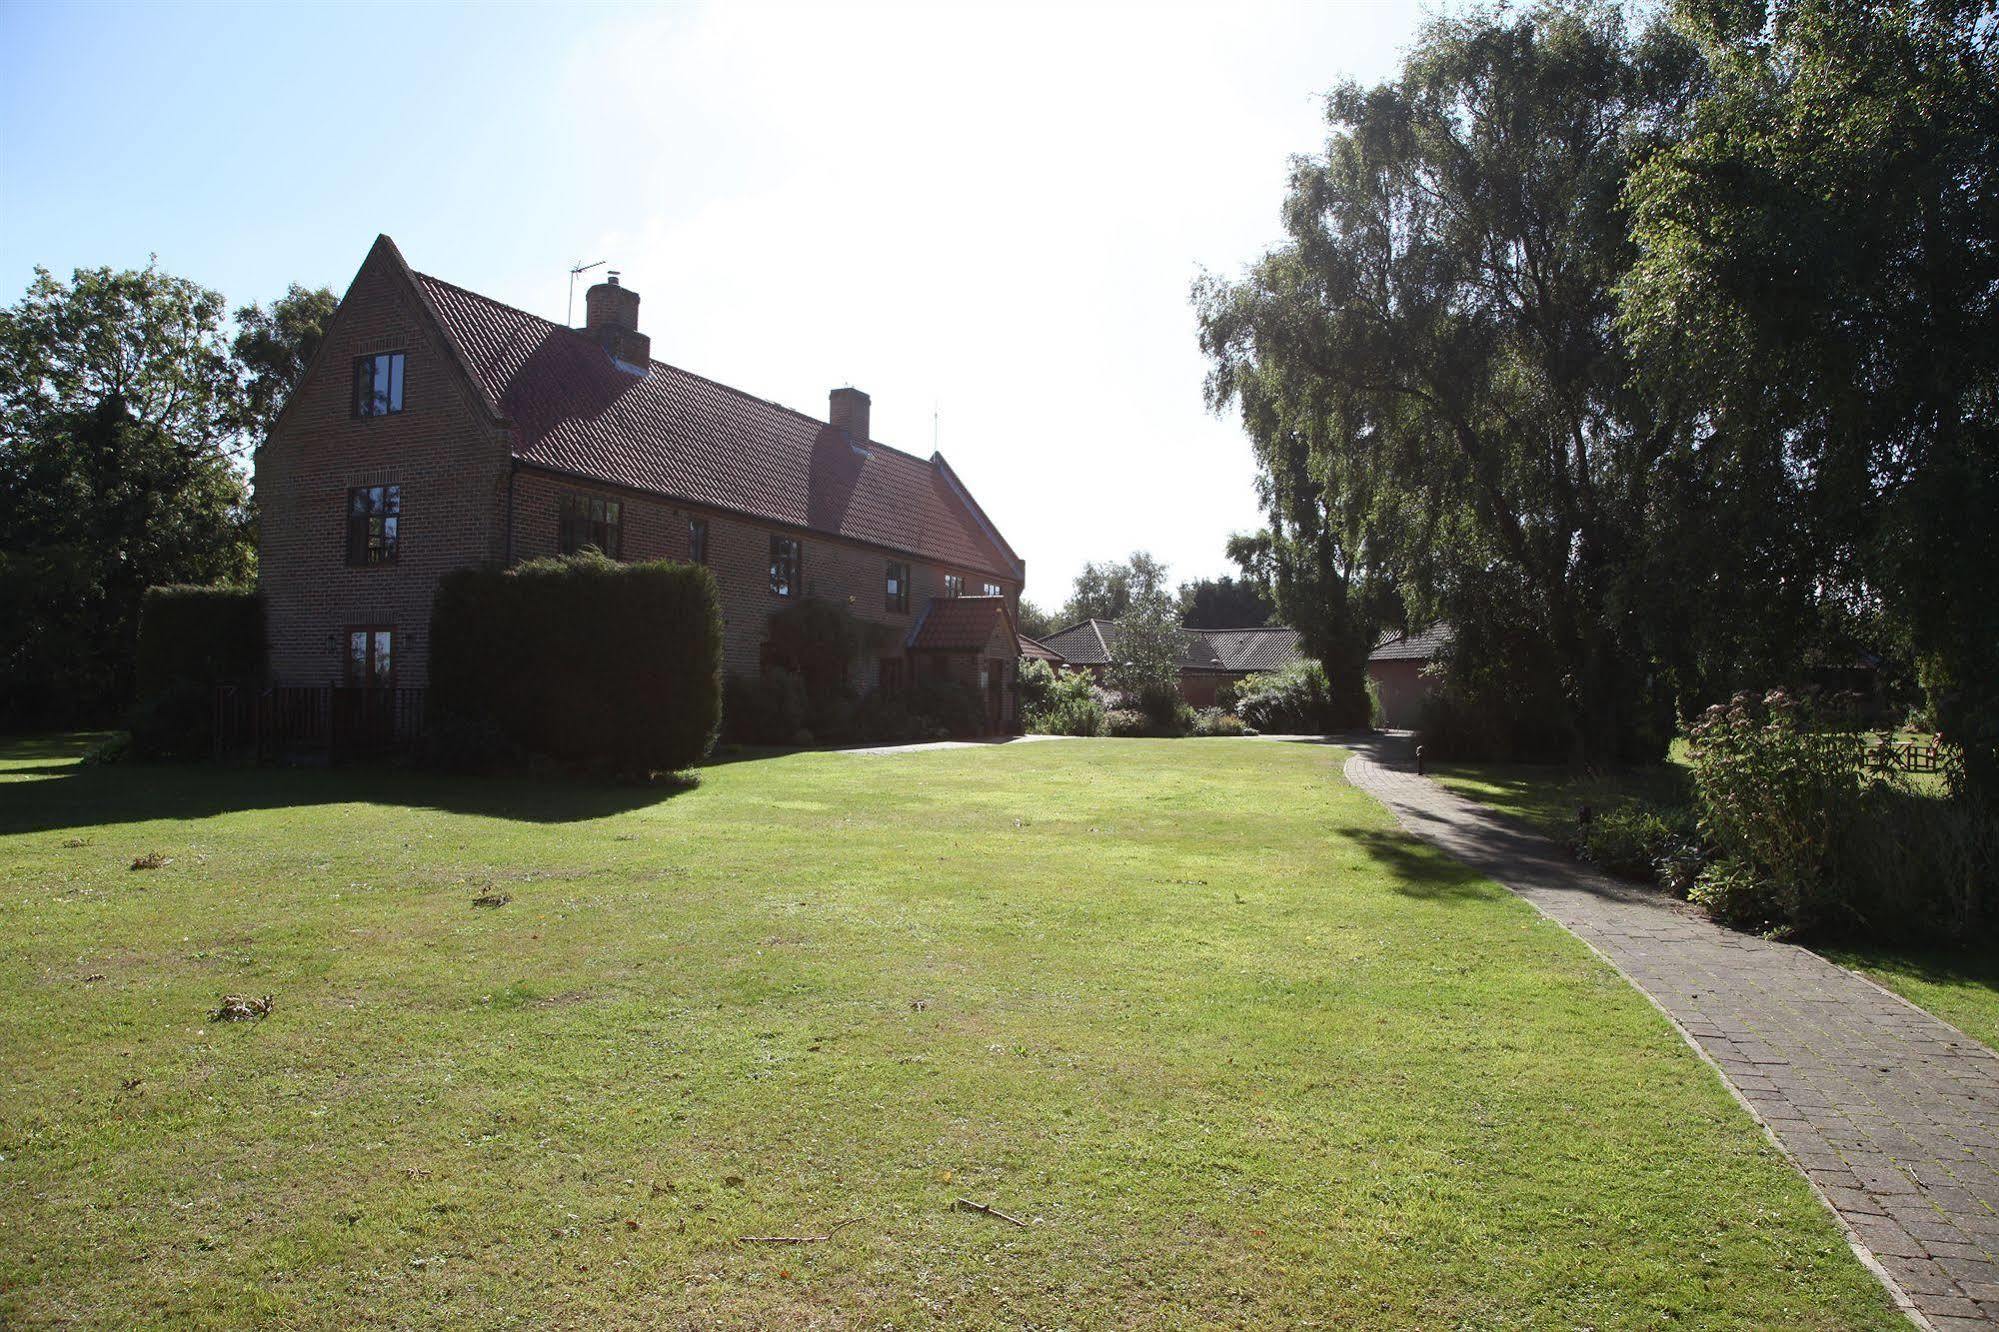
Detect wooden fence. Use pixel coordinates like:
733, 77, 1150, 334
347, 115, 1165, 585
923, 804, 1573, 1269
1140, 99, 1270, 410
214, 685, 428, 762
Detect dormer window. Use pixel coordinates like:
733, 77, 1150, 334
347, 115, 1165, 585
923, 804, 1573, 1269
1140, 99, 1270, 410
353, 352, 405, 417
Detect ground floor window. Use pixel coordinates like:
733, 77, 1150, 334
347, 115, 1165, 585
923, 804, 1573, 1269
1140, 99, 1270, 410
345, 627, 393, 687
559, 493, 622, 557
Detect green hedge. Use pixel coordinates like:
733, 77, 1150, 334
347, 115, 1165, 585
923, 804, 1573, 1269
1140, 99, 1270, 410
430, 552, 722, 774
130, 584, 262, 758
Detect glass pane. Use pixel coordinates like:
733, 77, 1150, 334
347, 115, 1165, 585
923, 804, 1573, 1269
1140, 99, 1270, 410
380, 516, 397, 555
372, 631, 393, 685
348, 631, 367, 680
388, 354, 403, 411
383, 485, 400, 514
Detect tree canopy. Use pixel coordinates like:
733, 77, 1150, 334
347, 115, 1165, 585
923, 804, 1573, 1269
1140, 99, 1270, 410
1059, 551, 1171, 627
1176, 573, 1272, 630
232, 283, 337, 446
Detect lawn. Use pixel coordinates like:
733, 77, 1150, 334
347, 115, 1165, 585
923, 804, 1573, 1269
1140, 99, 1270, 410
0, 735, 1900, 1329
1431, 756, 1999, 1054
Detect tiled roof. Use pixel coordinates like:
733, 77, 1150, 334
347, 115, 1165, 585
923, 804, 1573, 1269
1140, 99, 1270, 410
1370, 623, 1453, 662
909, 595, 1014, 652
1198, 626, 1302, 673
411, 269, 1019, 580
1018, 633, 1064, 663
1040, 618, 1303, 674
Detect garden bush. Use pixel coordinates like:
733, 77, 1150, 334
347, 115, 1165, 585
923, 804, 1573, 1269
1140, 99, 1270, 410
1236, 660, 1341, 735
1104, 708, 1150, 738
1190, 708, 1247, 737
129, 584, 262, 758
723, 669, 808, 745
431, 552, 722, 775
1573, 801, 1697, 883
1019, 659, 1107, 737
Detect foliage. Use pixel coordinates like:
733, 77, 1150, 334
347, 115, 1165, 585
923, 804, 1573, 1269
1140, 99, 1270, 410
431, 552, 723, 775
128, 584, 262, 759
1198, 5, 1790, 762
1685, 691, 1866, 937
232, 284, 337, 444
1364, 675, 1387, 730
1102, 581, 1183, 703
0, 262, 255, 725
1190, 708, 1248, 738
411, 716, 522, 775
1176, 574, 1272, 629
1623, 0, 1999, 801
723, 669, 808, 746
901, 678, 986, 740
1014, 598, 1058, 640
1235, 659, 1343, 735
1060, 550, 1169, 626
1018, 659, 1107, 737
1573, 800, 1697, 885
1103, 708, 1150, 738
1837, 782, 1999, 945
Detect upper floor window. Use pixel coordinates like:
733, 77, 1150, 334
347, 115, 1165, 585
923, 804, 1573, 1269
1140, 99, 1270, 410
352, 352, 405, 417
943, 573, 963, 598
346, 484, 400, 566
559, 493, 622, 558
688, 517, 709, 565
769, 535, 801, 597
885, 560, 909, 613
981, 581, 1002, 597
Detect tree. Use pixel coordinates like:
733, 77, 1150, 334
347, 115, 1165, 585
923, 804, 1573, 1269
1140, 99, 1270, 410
232, 283, 337, 446
1198, 4, 1729, 758
1176, 573, 1273, 629
1015, 597, 1058, 640
1103, 580, 1185, 713
1622, 0, 1999, 797
1060, 550, 1169, 626
0, 262, 253, 723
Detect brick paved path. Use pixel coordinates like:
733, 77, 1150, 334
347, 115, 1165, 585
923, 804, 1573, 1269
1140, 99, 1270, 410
1342, 736, 1999, 1329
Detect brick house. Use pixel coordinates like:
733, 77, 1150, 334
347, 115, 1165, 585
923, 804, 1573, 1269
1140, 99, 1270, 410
1367, 624, 1450, 728
254, 235, 1025, 732
1032, 619, 1304, 707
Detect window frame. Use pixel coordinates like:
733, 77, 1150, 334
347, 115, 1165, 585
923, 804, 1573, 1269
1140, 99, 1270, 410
769, 534, 801, 598
345, 483, 401, 567
943, 573, 963, 598
351, 351, 407, 418
343, 625, 395, 688
558, 492, 623, 559
981, 581, 1002, 598
688, 517, 709, 565
885, 560, 909, 613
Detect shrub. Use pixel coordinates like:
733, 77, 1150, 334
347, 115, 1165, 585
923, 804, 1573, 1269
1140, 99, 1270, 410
431, 552, 722, 774
1685, 689, 1866, 936
1835, 782, 1999, 943
903, 679, 985, 740
1190, 708, 1247, 737
1365, 675, 1388, 729
1236, 660, 1341, 735
723, 669, 808, 745
1022, 662, 1107, 737
1574, 801, 1696, 883
1104, 708, 1150, 738
130, 584, 262, 758
412, 716, 521, 774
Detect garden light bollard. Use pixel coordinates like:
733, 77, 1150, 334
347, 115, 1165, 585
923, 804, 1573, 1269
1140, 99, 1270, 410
1415, 744, 1425, 776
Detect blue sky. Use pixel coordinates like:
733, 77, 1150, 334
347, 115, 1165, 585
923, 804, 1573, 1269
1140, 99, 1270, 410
1, 0, 1424, 604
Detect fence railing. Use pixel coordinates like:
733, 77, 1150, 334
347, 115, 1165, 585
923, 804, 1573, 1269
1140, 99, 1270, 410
214, 685, 427, 762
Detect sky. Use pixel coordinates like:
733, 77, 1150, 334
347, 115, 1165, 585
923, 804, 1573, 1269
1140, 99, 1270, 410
0, 0, 1426, 606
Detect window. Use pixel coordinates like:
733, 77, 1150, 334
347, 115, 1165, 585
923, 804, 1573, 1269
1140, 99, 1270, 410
943, 573, 963, 598
352, 352, 405, 417
879, 657, 905, 695
688, 517, 709, 565
345, 627, 394, 687
769, 535, 801, 597
885, 560, 909, 613
981, 581, 1002, 597
559, 493, 622, 557
345, 484, 400, 566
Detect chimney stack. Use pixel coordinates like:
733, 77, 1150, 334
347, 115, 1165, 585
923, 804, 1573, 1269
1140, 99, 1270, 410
829, 386, 870, 443
583, 271, 650, 370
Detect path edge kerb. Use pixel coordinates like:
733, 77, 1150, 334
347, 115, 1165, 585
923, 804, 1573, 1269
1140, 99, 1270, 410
1338, 747, 1932, 1330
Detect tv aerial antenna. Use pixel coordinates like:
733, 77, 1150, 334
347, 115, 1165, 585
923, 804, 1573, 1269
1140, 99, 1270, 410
566, 259, 606, 326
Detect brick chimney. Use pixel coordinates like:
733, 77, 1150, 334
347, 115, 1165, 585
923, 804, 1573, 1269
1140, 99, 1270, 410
583, 272, 650, 370
829, 386, 870, 443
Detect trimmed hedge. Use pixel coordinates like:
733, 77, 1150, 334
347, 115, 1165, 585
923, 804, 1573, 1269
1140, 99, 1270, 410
430, 552, 722, 774
131, 584, 262, 758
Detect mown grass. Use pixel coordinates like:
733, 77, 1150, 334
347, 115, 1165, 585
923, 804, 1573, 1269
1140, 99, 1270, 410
0, 735, 1900, 1329
1431, 756, 1999, 1055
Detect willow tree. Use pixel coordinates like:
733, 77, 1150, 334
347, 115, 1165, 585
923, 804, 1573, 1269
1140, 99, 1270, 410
1623, 0, 1999, 798
1198, 4, 1772, 759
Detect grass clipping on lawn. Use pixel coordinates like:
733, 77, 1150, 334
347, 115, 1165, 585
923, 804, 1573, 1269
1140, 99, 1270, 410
0, 735, 1903, 1330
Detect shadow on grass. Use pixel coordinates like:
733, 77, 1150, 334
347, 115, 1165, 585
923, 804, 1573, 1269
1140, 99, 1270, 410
1824, 941, 1999, 1000
0, 743, 718, 836
1325, 820, 1500, 902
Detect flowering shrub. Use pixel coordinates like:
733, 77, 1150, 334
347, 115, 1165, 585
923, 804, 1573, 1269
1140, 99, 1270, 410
1019, 658, 1108, 737
1235, 661, 1341, 734
1684, 690, 1864, 936
1190, 708, 1247, 737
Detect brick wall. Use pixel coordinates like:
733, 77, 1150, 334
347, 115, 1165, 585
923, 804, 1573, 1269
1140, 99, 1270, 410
509, 467, 1021, 687
1368, 658, 1434, 729
255, 246, 512, 689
